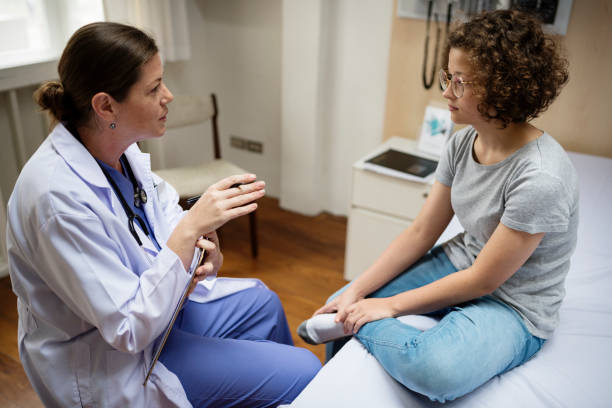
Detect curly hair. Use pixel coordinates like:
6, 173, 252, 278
443, 9, 569, 128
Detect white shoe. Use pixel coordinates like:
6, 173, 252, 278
297, 313, 349, 345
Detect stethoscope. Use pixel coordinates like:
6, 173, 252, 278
97, 155, 151, 248
422, 0, 453, 90
70, 128, 155, 263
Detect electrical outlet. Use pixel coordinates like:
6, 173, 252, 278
230, 136, 246, 149
247, 141, 263, 154
230, 135, 263, 154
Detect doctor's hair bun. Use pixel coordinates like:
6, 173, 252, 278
34, 80, 70, 124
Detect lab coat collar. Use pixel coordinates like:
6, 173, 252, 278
50, 124, 153, 193
50, 123, 110, 190
51, 123, 166, 250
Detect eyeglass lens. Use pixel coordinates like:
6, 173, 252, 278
439, 69, 464, 98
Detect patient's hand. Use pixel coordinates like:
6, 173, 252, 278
341, 298, 395, 334
314, 289, 363, 333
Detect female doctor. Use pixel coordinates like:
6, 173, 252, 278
7, 22, 320, 407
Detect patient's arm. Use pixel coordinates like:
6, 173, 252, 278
341, 223, 544, 334
316, 182, 454, 320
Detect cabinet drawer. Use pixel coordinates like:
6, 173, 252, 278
352, 167, 430, 220
344, 207, 411, 281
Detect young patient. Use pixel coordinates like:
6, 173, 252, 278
299, 8, 576, 403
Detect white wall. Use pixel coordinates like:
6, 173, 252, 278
321, 0, 394, 215
279, 0, 327, 215
160, 0, 393, 215
151, 0, 283, 197
280, 0, 393, 215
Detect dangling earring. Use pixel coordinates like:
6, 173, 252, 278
110, 122, 117, 129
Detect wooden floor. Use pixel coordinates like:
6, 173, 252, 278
0, 196, 348, 407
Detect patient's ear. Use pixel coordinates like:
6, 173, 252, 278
487, 105, 498, 118
91, 92, 117, 124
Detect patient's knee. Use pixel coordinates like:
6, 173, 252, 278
394, 353, 469, 403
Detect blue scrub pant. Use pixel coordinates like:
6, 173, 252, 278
326, 247, 544, 403
159, 286, 321, 407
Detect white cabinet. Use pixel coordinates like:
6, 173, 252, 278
344, 137, 436, 281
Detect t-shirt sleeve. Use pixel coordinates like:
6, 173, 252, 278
502, 171, 571, 234
435, 131, 458, 187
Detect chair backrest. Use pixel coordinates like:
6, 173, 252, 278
166, 93, 221, 159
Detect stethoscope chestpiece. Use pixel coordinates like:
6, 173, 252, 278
134, 187, 148, 208
121, 155, 148, 208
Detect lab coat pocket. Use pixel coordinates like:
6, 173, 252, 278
17, 300, 37, 340
154, 179, 171, 201
105, 349, 141, 405
70, 341, 94, 407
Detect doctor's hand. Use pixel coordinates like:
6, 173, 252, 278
187, 174, 265, 236
187, 232, 223, 296
168, 174, 263, 273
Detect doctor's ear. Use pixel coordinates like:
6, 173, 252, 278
91, 92, 117, 124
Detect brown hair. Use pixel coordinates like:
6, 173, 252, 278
443, 9, 569, 128
34, 22, 158, 128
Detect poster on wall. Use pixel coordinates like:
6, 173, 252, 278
418, 105, 453, 158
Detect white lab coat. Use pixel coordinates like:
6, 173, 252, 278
6, 124, 261, 407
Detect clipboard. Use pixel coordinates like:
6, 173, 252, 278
143, 247, 206, 386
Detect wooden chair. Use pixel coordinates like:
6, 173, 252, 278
155, 93, 258, 258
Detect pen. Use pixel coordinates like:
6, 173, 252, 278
185, 182, 249, 209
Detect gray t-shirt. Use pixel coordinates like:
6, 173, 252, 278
435, 126, 579, 339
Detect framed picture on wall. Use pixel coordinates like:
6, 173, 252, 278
418, 104, 453, 158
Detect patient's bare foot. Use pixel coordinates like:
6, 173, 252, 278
297, 313, 349, 345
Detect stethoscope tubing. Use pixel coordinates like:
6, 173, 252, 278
97, 156, 151, 247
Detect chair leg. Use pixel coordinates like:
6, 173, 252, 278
249, 210, 258, 258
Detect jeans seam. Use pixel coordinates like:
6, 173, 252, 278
357, 334, 407, 350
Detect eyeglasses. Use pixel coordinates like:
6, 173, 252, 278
439, 69, 474, 98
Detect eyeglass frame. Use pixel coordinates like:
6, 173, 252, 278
439, 68, 474, 98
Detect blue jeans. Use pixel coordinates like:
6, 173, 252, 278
326, 247, 544, 403
159, 286, 321, 407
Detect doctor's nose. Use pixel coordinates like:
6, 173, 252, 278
162, 84, 174, 105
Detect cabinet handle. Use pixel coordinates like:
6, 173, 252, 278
422, 192, 429, 199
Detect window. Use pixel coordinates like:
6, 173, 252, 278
0, 0, 105, 70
